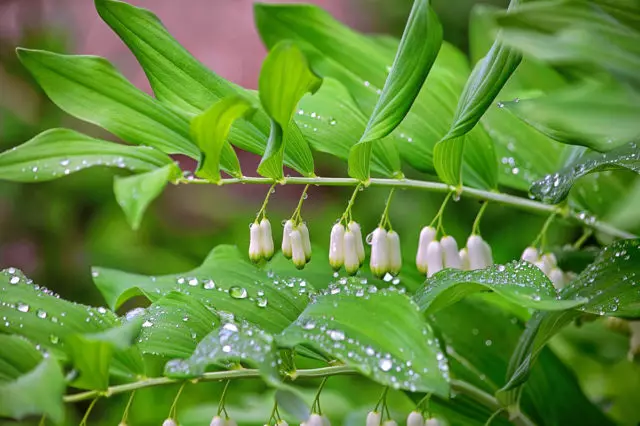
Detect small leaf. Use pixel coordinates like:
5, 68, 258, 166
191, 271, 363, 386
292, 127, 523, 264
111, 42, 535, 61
16, 49, 198, 157
0, 336, 65, 423
348, 0, 442, 181
279, 279, 450, 395
165, 321, 280, 386
414, 262, 587, 316
257, 41, 320, 180
0, 128, 174, 183
192, 96, 254, 181
530, 141, 639, 204
113, 163, 180, 230
137, 292, 220, 359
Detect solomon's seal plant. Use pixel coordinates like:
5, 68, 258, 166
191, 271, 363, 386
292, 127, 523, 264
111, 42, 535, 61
0, 0, 639, 424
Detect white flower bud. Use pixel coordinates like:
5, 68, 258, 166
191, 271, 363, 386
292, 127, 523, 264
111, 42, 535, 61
425, 419, 442, 426
426, 241, 443, 277
534, 252, 553, 275
482, 239, 493, 267
541, 252, 557, 269
249, 223, 263, 263
226, 419, 238, 426
343, 230, 360, 276
370, 227, 389, 278
416, 226, 437, 274
407, 411, 425, 426
382, 421, 397, 426
467, 235, 488, 270
162, 419, 178, 426
305, 414, 324, 426
299, 222, 312, 262
282, 220, 294, 259
521, 246, 539, 264
459, 248, 469, 271
387, 230, 402, 276
329, 223, 345, 270
210, 416, 224, 426
549, 267, 565, 290
290, 229, 306, 270
348, 221, 366, 265
260, 218, 274, 260
366, 411, 382, 426
441, 236, 461, 269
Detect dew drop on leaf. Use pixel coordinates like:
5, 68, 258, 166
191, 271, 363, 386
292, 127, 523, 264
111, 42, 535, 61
229, 287, 248, 299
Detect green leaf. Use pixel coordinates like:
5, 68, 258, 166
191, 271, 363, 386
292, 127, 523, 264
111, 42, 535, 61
95, 0, 314, 176
65, 318, 143, 390
279, 279, 450, 395
0, 336, 65, 423
348, 0, 442, 181
0, 128, 174, 183
136, 292, 220, 359
275, 388, 311, 422
114, 163, 179, 230
192, 96, 254, 181
92, 245, 313, 333
165, 321, 280, 386
503, 84, 640, 152
257, 41, 320, 180
415, 262, 587, 316
16, 48, 198, 157
530, 142, 639, 204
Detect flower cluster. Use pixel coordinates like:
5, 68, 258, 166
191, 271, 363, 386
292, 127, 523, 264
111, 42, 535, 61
329, 221, 366, 275
283, 219, 312, 269
366, 410, 442, 426
368, 227, 402, 279
301, 413, 330, 426
520, 247, 570, 289
249, 218, 275, 263
210, 416, 237, 426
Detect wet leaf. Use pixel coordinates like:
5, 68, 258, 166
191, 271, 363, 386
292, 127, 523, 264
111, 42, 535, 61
136, 292, 219, 359
414, 262, 587, 315
16, 48, 198, 157
0, 128, 174, 183
530, 142, 639, 204
165, 321, 280, 386
349, 0, 442, 180
92, 245, 313, 333
279, 279, 450, 395
0, 336, 65, 423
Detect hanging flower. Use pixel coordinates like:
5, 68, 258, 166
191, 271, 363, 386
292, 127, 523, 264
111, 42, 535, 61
282, 219, 294, 259
209, 416, 224, 426
370, 227, 389, 278
387, 230, 402, 276
225, 419, 238, 426
382, 421, 398, 426
466, 235, 492, 270
366, 411, 382, 426
441, 236, 461, 269
301, 414, 325, 426
290, 229, 306, 270
162, 419, 178, 426
520, 246, 539, 264
416, 226, 436, 274
549, 267, 565, 289
329, 223, 346, 270
299, 222, 312, 262
407, 411, 425, 426
276, 421, 289, 426
425, 418, 443, 426
260, 218, 274, 260
426, 240, 443, 277
459, 248, 469, 270
343, 230, 360, 276
348, 221, 366, 265
249, 223, 263, 263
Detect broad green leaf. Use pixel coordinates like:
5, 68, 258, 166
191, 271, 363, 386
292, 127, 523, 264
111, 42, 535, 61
65, 318, 142, 390
165, 321, 280, 386
92, 245, 313, 333
0, 336, 65, 423
0, 268, 144, 379
275, 388, 311, 422
530, 142, 639, 204
279, 279, 450, 395
192, 96, 254, 182
348, 0, 442, 181
16, 48, 198, 157
136, 292, 220, 359
95, 0, 314, 176
257, 41, 320, 180
0, 128, 174, 182
113, 163, 180, 230
296, 78, 401, 177
414, 262, 587, 315
503, 84, 640, 152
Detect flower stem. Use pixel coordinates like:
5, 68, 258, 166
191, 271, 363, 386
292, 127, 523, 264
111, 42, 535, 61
471, 201, 490, 236
378, 188, 396, 229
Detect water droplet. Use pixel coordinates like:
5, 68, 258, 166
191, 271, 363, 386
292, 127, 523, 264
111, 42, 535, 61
142, 320, 153, 328
328, 329, 345, 341
9, 276, 20, 285
485, 339, 493, 346
188, 278, 198, 287
17, 303, 29, 313
229, 287, 248, 299
204, 280, 216, 290
49, 334, 59, 344
36, 309, 47, 319
256, 298, 268, 308
379, 358, 393, 372
60, 159, 70, 167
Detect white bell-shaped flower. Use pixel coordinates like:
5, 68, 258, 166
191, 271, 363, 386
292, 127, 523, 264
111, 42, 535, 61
329, 223, 346, 270
382, 421, 398, 426
441, 236, 462, 269
407, 411, 425, 426
348, 221, 366, 265
416, 226, 437, 274
260, 218, 274, 260
226, 419, 238, 426
426, 240, 443, 277
366, 411, 382, 426
162, 419, 178, 426
290, 229, 306, 270
534, 258, 552, 275
299, 222, 312, 261
304, 414, 324, 426
370, 227, 389, 278
541, 252, 557, 268
467, 235, 489, 270
521, 246, 539, 264
425, 419, 443, 426
321, 415, 330, 426
282, 220, 294, 259
249, 223, 263, 263
209, 416, 224, 426
343, 230, 360, 276
459, 248, 470, 270
118, 423, 128, 426
482, 239, 494, 266
387, 230, 402, 276
549, 267, 565, 290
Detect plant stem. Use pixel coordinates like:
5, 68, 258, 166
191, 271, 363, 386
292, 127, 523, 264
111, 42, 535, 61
179, 176, 635, 239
